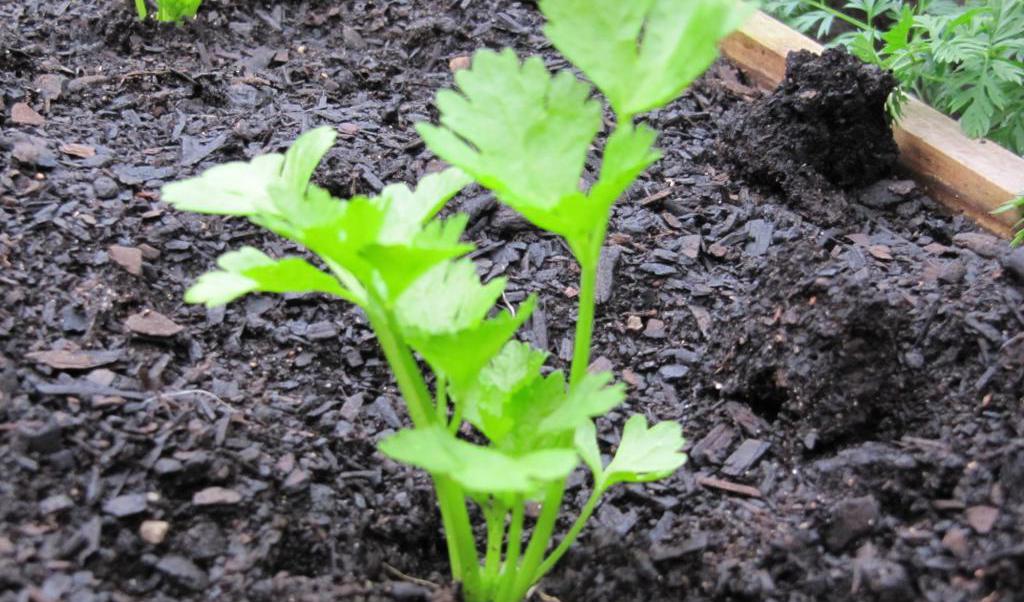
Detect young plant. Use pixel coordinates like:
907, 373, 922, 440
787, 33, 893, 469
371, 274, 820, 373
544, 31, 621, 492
995, 194, 1024, 246
765, 0, 1024, 155
134, 0, 202, 23
162, 1, 748, 600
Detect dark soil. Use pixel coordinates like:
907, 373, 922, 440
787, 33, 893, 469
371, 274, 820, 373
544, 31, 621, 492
720, 47, 900, 225
2, 2, 1022, 602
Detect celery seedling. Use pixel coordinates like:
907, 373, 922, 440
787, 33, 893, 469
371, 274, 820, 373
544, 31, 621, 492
135, 0, 202, 23
163, 1, 748, 600
413, 2, 748, 598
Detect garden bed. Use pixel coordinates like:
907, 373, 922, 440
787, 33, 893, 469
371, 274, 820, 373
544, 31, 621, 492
2, 1, 1022, 601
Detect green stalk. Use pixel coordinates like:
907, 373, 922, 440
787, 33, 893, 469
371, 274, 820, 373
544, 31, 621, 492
496, 500, 525, 602
364, 303, 481, 596
435, 479, 482, 598
364, 305, 433, 429
448, 399, 464, 435
482, 503, 508, 596
802, 0, 873, 31
533, 486, 603, 580
507, 237, 605, 599
507, 477, 564, 600
435, 373, 448, 423
569, 252, 600, 387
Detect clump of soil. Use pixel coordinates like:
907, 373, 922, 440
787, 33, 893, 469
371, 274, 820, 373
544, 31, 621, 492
719, 245, 917, 452
716, 239, 1022, 456
720, 48, 899, 224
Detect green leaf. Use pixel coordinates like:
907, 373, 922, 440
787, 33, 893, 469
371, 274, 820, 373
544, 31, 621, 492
395, 260, 536, 393
485, 369, 568, 452
256, 174, 473, 304
422, 296, 536, 391
540, 0, 753, 118
462, 341, 546, 433
185, 246, 355, 307
396, 260, 506, 333
161, 126, 337, 216
379, 427, 578, 495
850, 31, 881, 63
574, 419, 604, 478
881, 6, 914, 52
538, 371, 626, 433
994, 194, 1024, 246
362, 238, 475, 303
162, 154, 286, 215
376, 169, 474, 243
601, 415, 687, 488
261, 184, 371, 251
994, 194, 1024, 216
466, 357, 621, 455
960, 90, 994, 138
396, 260, 537, 392
282, 127, 339, 193
156, 0, 202, 21
463, 341, 550, 438
417, 49, 602, 240
587, 124, 662, 222
478, 340, 550, 396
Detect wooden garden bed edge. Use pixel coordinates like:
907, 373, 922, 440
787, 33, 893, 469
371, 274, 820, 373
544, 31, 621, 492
720, 10, 1024, 239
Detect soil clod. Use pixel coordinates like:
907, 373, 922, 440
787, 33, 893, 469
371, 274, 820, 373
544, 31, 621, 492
719, 48, 898, 224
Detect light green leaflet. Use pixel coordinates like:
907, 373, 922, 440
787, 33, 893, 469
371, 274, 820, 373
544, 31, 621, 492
462, 341, 626, 455
540, 0, 754, 119
538, 371, 625, 434
161, 127, 336, 217
155, 0, 202, 22
375, 170, 476, 244
185, 246, 355, 307
575, 415, 688, 492
417, 50, 602, 244
462, 341, 549, 438
395, 261, 537, 393
162, 127, 474, 304
379, 426, 578, 495
161, 153, 288, 216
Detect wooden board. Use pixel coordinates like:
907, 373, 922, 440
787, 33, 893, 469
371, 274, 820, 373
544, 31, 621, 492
720, 10, 1024, 238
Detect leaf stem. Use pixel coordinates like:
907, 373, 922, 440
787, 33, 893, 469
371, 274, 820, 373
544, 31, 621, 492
569, 253, 599, 387
364, 305, 433, 429
496, 499, 525, 602
364, 303, 481, 596
802, 0, 873, 32
435, 479, 482, 597
533, 485, 603, 580
448, 399, 464, 435
507, 482, 564, 601
482, 502, 507, 595
435, 373, 448, 423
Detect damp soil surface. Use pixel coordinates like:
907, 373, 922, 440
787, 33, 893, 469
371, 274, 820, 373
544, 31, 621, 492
2, 2, 1023, 601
